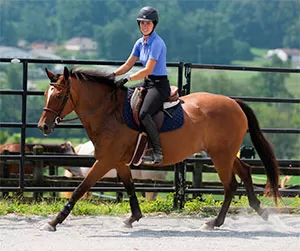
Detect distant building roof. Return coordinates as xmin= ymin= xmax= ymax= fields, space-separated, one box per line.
xmin=30 ymin=42 xmax=56 ymax=50
xmin=64 ymin=37 xmax=93 ymax=45
xmin=279 ymin=48 xmax=300 ymax=55
xmin=266 ymin=48 xmax=300 ymax=63
xmin=64 ymin=37 xmax=97 ymax=51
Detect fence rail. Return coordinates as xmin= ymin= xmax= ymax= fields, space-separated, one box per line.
xmin=1 ymin=58 xmax=299 ymax=208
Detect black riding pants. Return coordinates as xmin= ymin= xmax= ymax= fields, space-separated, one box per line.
xmin=136 ymin=76 xmax=171 ymax=121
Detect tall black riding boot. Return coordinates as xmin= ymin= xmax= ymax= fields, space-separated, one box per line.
xmin=141 ymin=114 xmax=163 ymax=165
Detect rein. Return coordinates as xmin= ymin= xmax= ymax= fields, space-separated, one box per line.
xmin=43 ymin=78 xmax=117 ymax=125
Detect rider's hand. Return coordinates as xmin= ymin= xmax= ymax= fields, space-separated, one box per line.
xmin=107 ymin=72 xmax=116 ymax=81
xmin=115 ymin=76 xmax=130 ymax=88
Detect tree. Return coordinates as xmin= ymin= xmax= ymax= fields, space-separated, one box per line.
xmin=95 ymin=19 xmax=136 ymax=60
xmin=0 ymin=0 xmax=20 ymax=45
xmin=219 ymin=0 xmax=299 ymax=48
xmin=173 ymin=9 xmax=235 ymax=64
xmin=283 ymin=18 xmax=300 ymax=48
xmin=233 ymin=40 xmax=253 ymax=61
xmin=250 ymin=103 xmax=299 ymax=159
xmin=1 ymin=66 xmax=22 ymax=123
xmin=17 ymin=1 xmax=57 ymax=42
xmin=251 ymin=56 xmax=292 ymax=98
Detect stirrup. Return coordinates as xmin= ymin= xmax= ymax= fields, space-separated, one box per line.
xmin=142 ymin=152 xmax=163 ymax=165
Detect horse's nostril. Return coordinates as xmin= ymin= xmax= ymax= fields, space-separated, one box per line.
xmin=43 ymin=124 xmax=49 ymax=131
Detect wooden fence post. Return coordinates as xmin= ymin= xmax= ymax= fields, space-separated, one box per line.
xmin=173 ymin=162 xmax=186 ymax=210
xmin=33 ymin=145 xmax=44 ymax=201
xmin=192 ymin=162 xmax=203 ymax=199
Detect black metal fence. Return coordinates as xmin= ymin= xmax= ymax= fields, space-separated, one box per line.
xmin=0 ymin=58 xmax=299 ymax=208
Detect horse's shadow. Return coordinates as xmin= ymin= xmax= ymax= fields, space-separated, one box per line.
xmin=88 ymin=228 xmax=299 ymax=240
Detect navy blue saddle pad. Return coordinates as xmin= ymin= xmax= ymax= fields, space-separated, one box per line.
xmin=123 ymin=87 xmax=184 ymax=132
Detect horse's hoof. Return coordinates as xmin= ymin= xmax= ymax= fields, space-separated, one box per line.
xmin=204 ymin=221 xmax=215 ymax=230
xmin=40 ymin=223 xmax=56 ymax=232
xmin=123 ymin=214 xmax=143 ymax=228
xmin=123 ymin=219 xmax=133 ymax=228
xmin=201 ymin=223 xmax=214 ymax=230
xmin=261 ymin=209 xmax=269 ymax=221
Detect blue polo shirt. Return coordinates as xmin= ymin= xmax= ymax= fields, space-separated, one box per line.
xmin=131 ymin=31 xmax=168 ymax=76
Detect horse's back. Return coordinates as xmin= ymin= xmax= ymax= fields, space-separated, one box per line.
xmin=169 ymin=92 xmax=248 ymax=158
xmin=181 ymin=92 xmax=246 ymax=122
xmin=182 ymin=92 xmax=238 ymax=109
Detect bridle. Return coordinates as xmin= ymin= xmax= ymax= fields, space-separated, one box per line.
xmin=43 ymin=77 xmax=117 ymax=125
xmin=43 ymin=77 xmax=73 ymax=125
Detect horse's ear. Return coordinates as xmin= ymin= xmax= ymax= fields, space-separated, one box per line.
xmin=63 ymin=66 xmax=69 ymax=80
xmin=45 ymin=68 xmax=54 ymax=81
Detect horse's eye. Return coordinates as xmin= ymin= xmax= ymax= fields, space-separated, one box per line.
xmin=56 ymin=94 xmax=64 ymax=100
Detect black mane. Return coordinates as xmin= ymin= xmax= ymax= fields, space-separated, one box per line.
xmin=69 ymin=67 xmax=115 ymax=87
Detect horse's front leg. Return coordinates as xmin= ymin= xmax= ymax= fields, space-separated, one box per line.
xmin=41 ymin=160 xmax=111 ymax=232
xmin=117 ymin=165 xmax=143 ymax=228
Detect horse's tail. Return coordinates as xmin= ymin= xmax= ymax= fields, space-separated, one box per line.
xmin=235 ymin=99 xmax=280 ymax=205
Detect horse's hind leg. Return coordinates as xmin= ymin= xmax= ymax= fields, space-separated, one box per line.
xmin=206 ymin=156 xmax=238 ymax=228
xmin=117 ymin=165 xmax=143 ymax=228
xmin=233 ymin=158 xmax=268 ymax=220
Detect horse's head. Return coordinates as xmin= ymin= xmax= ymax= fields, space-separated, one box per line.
xmin=38 ymin=67 xmax=74 ymax=135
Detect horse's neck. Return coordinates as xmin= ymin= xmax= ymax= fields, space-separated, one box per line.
xmin=72 ymin=79 xmax=107 ymax=113
xmin=71 ymin=80 xmax=118 ymax=141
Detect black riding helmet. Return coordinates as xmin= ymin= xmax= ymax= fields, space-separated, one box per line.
xmin=136 ymin=6 xmax=159 ymax=28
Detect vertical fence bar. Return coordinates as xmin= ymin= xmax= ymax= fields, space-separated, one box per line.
xmin=33 ymin=145 xmax=44 ymax=201
xmin=177 ymin=62 xmax=184 ymax=96
xmin=192 ymin=162 xmax=203 ymax=199
xmin=19 ymin=61 xmax=28 ymax=191
xmin=184 ymin=63 xmax=192 ymax=95
xmin=49 ymin=164 xmax=57 ymax=198
xmin=1 ymin=150 xmax=10 ymax=197
xmin=173 ymin=164 xmax=179 ymax=210
xmin=173 ymin=162 xmax=186 ymax=210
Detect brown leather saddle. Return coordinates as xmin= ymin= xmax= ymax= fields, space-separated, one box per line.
xmin=131 ymin=85 xmax=180 ymax=127
xmin=127 ymin=86 xmax=180 ymax=166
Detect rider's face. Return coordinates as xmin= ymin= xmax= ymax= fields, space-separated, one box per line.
xmin=139 ymin=21 xmax=154 ymax=36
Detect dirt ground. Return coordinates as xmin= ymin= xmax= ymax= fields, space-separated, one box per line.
xmin=0 ymin=212 xmax=299 ymax=251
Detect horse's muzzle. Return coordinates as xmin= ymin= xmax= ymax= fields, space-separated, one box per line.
xmin=38 ymin=121 xmax=54 ymax=136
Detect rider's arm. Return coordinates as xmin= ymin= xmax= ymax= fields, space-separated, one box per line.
xmin=113 ymin=55 xmax=137 ymax=76
xmin=129 ymin=59 xmax=156 ymax=81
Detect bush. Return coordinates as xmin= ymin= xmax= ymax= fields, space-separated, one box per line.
xmin=233 ymin=40 xmax=253 ymax=61
xmin=0 ymin=130 xmax=9 ymax=144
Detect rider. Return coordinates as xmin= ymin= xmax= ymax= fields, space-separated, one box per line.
xmin=112 ymin=6 xmax=171 ymax=165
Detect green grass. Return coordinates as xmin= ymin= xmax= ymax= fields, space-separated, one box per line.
xmin=0 ymin=194 xmax=299 ymax=217
xmin=252 ymin=174 xmax=300 ymax=186
xmin=286 ymin=73 xmax=300 ymax=96
xmin=231 ymin=58 xmax=268 ymax=67
xmin=190 ymin=60 xmax=299 ymax=98
xmin=250 ymin=48 xmax=269 ymax=58
xmin=26 ymin=137 xmax=88 ymax=146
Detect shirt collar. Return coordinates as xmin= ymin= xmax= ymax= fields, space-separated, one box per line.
xmin=142 ymin=31 xmax=157 ymax=45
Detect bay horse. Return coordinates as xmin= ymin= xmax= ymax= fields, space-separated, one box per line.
xmin=63 ymin=140 xmax=167 ymax=200
xmin=0 ymin=142 xmax=75 ymax=175
xmin=38 ymin=66 xmax=280 ymax=231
